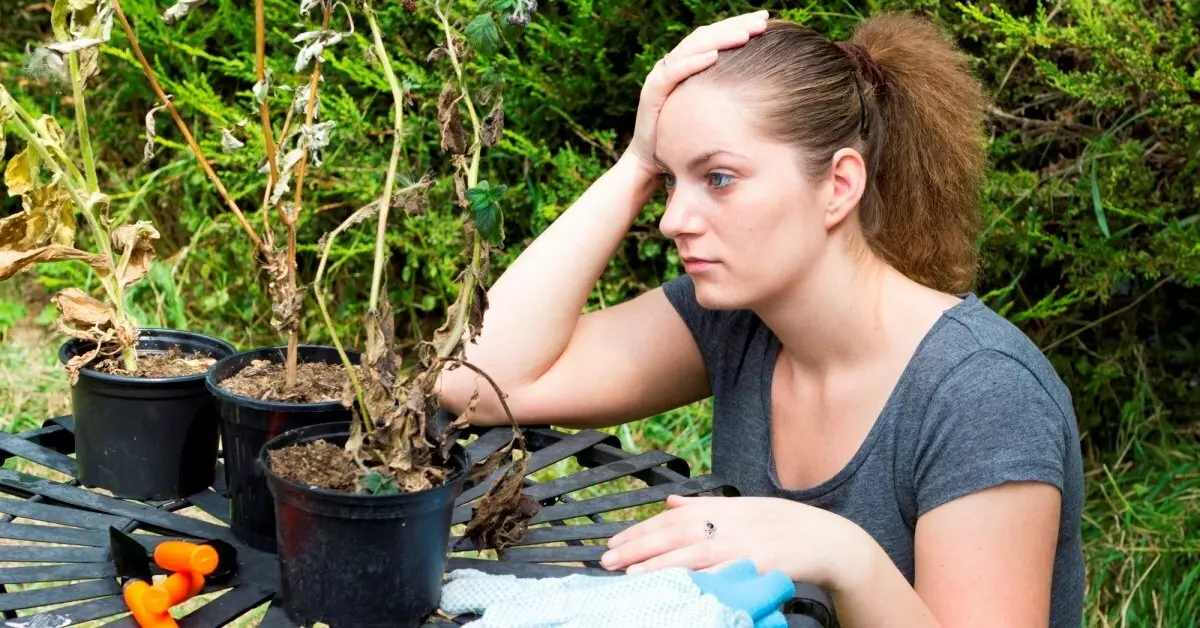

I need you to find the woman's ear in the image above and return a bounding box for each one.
[824,148,867,230]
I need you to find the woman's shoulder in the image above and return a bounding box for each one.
[920,293,1075,421]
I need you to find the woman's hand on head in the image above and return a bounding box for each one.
[599,494,866,589]
[623,11,769,177]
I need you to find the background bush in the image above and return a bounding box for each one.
[2,0,1198,624]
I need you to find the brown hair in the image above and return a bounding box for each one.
[702,12,988,293]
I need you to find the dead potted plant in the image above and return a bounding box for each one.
[0,0,236,500]
[257,1,539,626]
[109,0,367,550]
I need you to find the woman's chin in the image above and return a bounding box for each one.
[692,279,750,311]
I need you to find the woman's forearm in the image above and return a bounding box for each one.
[438,154,660,419]
[828,529,940,628]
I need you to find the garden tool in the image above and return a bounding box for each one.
[107,526,238,628]
[439,558,795,628]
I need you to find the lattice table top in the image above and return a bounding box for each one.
[0,417,832,627]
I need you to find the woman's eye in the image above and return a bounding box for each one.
[708,172,733,188]
[661,173,677,189]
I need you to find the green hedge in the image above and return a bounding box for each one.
[3,0,1197,448]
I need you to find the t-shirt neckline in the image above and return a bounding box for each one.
[758,293,981,500]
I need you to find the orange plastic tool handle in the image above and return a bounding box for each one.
[123,581,178,628]
[160,571,205,605]
[154,541,218,575]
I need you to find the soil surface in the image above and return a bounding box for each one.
[219,360,354,403]
[269,439,358,491]
[92,347,216,378]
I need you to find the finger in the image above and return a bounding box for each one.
[608,508,682,549]
[625,540,725,575]
[671,12,769,57]
[602,522,706,571]
[671,24,756,60]
[656,49,720,87]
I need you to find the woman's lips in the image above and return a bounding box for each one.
[682,257,717,273]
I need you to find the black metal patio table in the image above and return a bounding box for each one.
[0,416,833,627]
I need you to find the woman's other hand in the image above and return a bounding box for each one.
[623,11,770,177]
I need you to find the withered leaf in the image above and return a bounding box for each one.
[402,0,417,11]
[52,287,115,329]
[462,454,538,551]
[110,221,160,286]
[453,171,468,208]
[394,173,435,216]
[0,245,109,281]
[437,82,468,155]
[482,99,504,147]
[451,388,481,431]
[465,445,507,488]
[0,180,74,250]
[4,149,39,198]
[34,115,66,148]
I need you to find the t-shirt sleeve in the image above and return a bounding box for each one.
[913,349,1071,517]
[660,274,723,375]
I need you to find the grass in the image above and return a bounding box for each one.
[0,295,1196,627]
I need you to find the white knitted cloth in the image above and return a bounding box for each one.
[440,568,755,628]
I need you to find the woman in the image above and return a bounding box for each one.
[439,10,1085,628]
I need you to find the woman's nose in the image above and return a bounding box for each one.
[658,189,704,239]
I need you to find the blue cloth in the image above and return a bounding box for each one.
[439,560,794,628]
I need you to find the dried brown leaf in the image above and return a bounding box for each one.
[0,181,74,250]
[437,82,468,155]
[462,453,538,551]
[394,173,435,216]
[0,245,109,281]
[482,99,504,147]
[110,221,160,286]
[451,388,480,431]
[452,171,468,209]
[52,287,115,329]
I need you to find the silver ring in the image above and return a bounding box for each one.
[703,520,715,540]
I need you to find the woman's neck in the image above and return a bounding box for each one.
[753,248,940,377]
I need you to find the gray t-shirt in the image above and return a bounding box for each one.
[662,275,1084,627]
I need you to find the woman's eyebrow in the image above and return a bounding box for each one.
[653,149,748,171]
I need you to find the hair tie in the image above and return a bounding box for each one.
[836,42,886,90]
[836,42,885,139]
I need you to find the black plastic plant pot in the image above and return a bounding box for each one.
[57,328,237,501]
[261,421,468,628]
[205,345,360,553]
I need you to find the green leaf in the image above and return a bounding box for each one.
[363,470,399,495]
[1090,158,1110,239]
[467,181,506,243]
[465,13,501,55]
[491,0,517,11]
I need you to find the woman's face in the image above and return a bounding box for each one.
[655,80,838,311]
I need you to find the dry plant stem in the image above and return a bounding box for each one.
[65,45,131,368]
[281,4,333,388]
[434,1,485,360]
[255,0,279,231]
[313,207,374,435]
[364,2,402,319]
[66,53,99,193]
[444,358,520,434]
[110,0,265,254]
